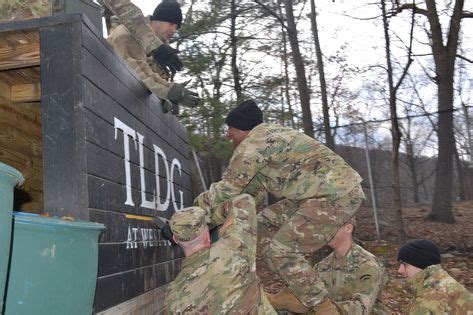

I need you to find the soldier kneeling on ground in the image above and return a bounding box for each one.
[165,194,276,314]
[397,239,473,314]
[267,218,388,314]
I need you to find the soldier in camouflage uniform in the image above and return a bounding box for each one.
[397,239,473,314]
[194,100,365,310]
[266,219,387,315]
[99,0,199,112]
[165,194,276,314]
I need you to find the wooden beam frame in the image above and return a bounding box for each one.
[11,82,41,102]
[0,81,41,103]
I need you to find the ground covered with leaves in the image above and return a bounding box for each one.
[257,200,473,314]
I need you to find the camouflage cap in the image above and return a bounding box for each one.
[170,207,207,242]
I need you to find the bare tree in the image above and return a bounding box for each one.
[394,0,473,222]
[380,0,415,243]
[230,0,243,101]
[309,0,334,149]
[254,0,314,137]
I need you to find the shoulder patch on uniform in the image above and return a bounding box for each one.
[360,274,372,281]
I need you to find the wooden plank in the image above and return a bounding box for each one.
[11,82,40,102]
[0,101,42,212]
[0,29,40,70]
[86,142,191,202]
[94,260,181,312]
[40,21,89,219]
[91,208,183,277]
[0,66,40,85]
[0,80,11,99]
[83,82,191,172]
[87,175,190,219]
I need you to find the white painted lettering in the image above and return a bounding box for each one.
[114,118,138,206]
[137,132,156,209]
[170,158,184,211]
[153,145,170,211]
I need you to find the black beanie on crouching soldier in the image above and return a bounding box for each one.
[150,0,183,28]
[225,100,263,131]
[397,239,441,269]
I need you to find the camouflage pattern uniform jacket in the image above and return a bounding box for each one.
[99,0,173,101]
[314,243,388,314]
[406,264,473,314]
[165,194,276,314]
[195,123,363,209]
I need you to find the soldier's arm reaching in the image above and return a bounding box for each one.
[212,194,257,260]
[194,132,269,214]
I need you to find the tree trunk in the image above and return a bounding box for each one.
[309,0,334,149]
[381,0,406,243]
[283,0,314,137]
[278,0,296,129]
[461,103,473,162]
[405,138,420,203]
[454,144,466,202]
[426,0,463,223]
[230,0,243,101]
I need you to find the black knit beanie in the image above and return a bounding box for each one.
[225,100,263,131]
[150,0,183,28]
[397,239,441,269]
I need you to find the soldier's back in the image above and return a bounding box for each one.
[407,265,473,314]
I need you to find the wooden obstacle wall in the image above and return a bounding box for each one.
[0,14,191,313]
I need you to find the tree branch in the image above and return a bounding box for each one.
[462,11,473,18]
[394,2,415,94]
[253,0,288,31]
[391,3,428,17]
[456,54,473,63]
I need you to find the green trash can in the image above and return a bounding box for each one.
[3,213,104,315]
[0,163,24,313]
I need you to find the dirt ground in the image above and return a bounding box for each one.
[257,200,473,314]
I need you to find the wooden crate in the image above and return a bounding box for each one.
[0,26,42,212]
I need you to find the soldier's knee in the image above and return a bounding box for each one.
[231,193,255,209]
[267,239,287,263]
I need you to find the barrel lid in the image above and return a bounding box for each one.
[0,162,25,185]
[13,212,105,230]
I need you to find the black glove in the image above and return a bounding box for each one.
[151,45,183,75]
[168,83,200,108]
[161,223,177,246]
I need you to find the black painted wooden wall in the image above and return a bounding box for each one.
[1,14,189,312]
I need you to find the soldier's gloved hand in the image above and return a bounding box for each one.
[151,45,183,75]
[161,223,177,246]
[313,299,340,315]
[266,287,309,313]
[168,83,200,108]
[162,100,174,113]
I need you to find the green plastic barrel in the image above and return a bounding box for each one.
[0,163,24,313]
[3,213,104,315]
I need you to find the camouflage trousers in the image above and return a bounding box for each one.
[258,185,365,309]
[0,0,50,22]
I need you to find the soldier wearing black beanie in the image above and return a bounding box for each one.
[150,0,183,29]
[396,240,473,313]
[225,100,263,131]
[397,239,441,269]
